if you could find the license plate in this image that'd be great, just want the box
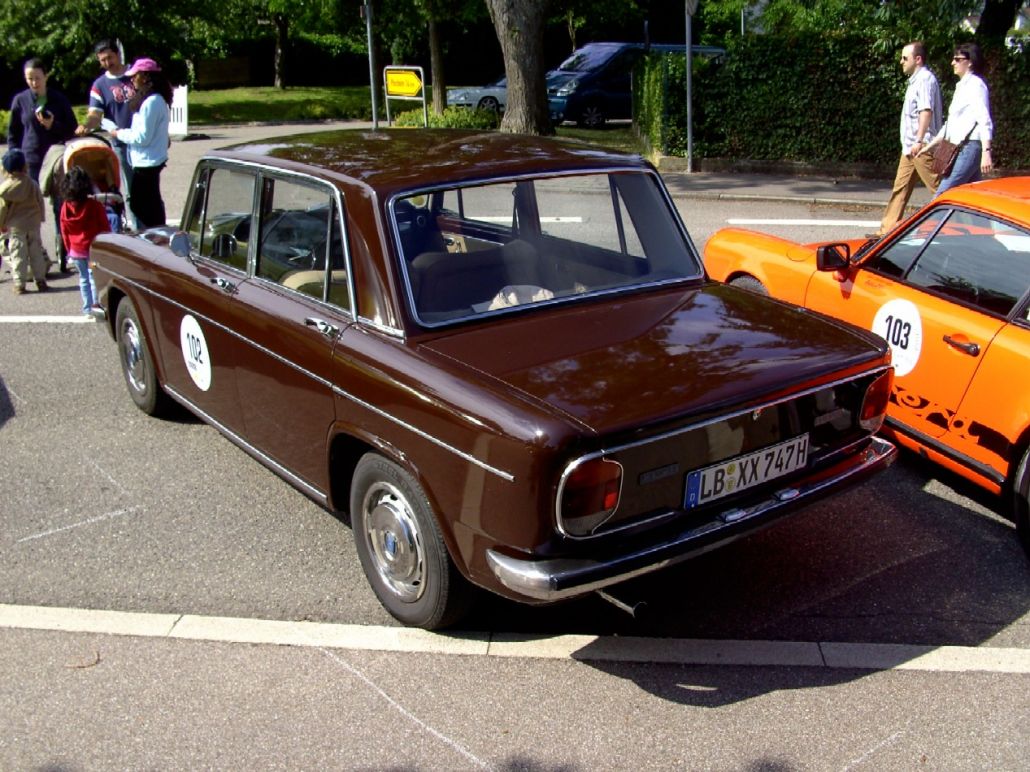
[684,434,809,509]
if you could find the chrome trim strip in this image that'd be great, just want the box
[489,436,896,601]
[555,365,893,538]
[102,269,515,483]
[164,385,328,504]
[884,416,1007,487]
[331,384,515,483]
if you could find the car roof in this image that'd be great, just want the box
[935,176,1030,220]
[208,129,650,198]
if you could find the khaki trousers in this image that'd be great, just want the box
[4,227,48,287]
[879,151,939,236]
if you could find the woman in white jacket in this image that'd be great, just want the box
[923,42,993,196]
[113,58,172,228]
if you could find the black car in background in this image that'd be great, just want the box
[547,42,725,127]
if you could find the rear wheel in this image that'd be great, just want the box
[729,275,769,296]
[115,298,171,416]
[1014,448,1030,558]
[350,453,474,628]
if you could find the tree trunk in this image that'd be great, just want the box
[976,0,1021,46]
[429,16,446,115]
[274,13,288,89]
[485,0,552,134]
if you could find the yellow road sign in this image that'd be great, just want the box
[385,69,423,98]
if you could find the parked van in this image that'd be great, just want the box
[547,42,725,127]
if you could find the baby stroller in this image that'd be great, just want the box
[41,135,126,269]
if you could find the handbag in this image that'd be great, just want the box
[930,138,961,177]
[929,122,976,178]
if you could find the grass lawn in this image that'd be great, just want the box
[2,86,647,156]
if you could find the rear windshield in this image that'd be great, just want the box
[392,170,702,326]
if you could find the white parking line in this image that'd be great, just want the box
[1,603,1026,674]
[727,218,879,227]
[0,315,96,323]
[15,507,144,544]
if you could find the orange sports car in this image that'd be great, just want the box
[705,176,1030,554]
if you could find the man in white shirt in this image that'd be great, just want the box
[877,41,942,237]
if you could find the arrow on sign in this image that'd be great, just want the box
[386,70,423,97]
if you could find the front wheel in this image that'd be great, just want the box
[350,453,474,628]
[115,298,171,416]
[477,96,500,113]
[577,103,606,128]
[1013,448,1030,558]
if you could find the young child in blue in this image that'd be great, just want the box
[60,166,111,314]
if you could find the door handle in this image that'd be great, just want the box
[305,317,340,338]
[943,335,980,357]
[210,277,236,294]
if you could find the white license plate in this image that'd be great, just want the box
[684,434,809,509]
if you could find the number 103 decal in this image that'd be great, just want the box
[872,299,923,377]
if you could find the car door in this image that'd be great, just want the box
[148,163,255,433]
[226,174,353,500]
[927,217,1030,478]
[803,206,1010,441]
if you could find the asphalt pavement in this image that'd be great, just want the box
[2,121,1023,769]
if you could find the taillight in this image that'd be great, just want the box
[558,458,623,536]
[859,370,893,432]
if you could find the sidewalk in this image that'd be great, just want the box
[658,166,926,211]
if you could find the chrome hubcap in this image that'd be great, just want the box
[363,481,424,602]
[121,318,146,394]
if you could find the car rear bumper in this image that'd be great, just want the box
[486,436,896,601]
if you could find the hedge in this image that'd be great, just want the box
[637,35,1030,172]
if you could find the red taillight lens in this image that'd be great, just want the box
[559,458,623,536]
[859,370,893,432]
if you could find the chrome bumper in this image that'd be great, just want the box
[487,436,896,602]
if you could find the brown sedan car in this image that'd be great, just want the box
[90,130,896,628]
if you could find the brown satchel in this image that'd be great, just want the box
[930,139,961,177]
[929,122,976,178]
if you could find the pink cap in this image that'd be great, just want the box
[125,57,161,76]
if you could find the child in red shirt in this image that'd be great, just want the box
[60,166,110,315]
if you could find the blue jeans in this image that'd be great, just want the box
[935,140,982,197]
[72,258,96,313]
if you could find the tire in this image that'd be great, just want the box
[1014,447,1030,558]
[350,453,474,629]
[730,275,769,296]
[115,298,170,416]
[577,103,606,128]
[477,96,500,113]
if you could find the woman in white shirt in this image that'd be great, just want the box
[923,43,993,196]
[113,58,171,229]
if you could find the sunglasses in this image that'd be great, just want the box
[952,56,969,62]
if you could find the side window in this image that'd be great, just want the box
[257,178,341,304]
[906,210,1030,316]
[867,209,948,278]
[185,166,256,271]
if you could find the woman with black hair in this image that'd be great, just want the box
[921,42,994,196]
[113,57,171,228]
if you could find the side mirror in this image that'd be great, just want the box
[816,242,851,272]
[170,231,193,259]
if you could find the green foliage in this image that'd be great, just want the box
[636,34,1030,170]
[393,106,499,129]
[188,86,375,123]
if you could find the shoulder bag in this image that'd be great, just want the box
[930,123,976,178]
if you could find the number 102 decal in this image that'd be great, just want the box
[872,299,923,377]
